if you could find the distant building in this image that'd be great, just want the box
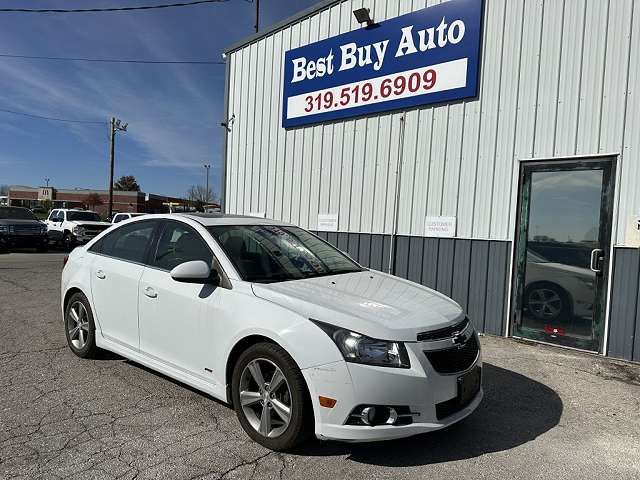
[7,185,185,215]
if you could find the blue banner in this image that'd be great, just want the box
[282,0,483,128]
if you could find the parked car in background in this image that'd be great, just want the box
[46,209,111,250]
[61,214,482,451]
[111,212,146,224]
[0,206,48,252]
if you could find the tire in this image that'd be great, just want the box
[64,292,98,358]
[231,342,313,451]
[525,281,571,322]
[62,233,74,252]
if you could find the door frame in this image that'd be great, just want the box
[508,154,618,354]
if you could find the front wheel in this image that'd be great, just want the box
[231,342,313,451]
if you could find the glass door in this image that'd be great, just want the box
[512,158,615,352]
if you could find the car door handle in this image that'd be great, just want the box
[143,286,157,298]
[590,249,604,274]
[95,270,106,279]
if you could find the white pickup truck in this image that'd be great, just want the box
[45,209,112,249]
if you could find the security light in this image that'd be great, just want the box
[353,8,373,26]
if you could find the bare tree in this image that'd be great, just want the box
[0,185,8,196]
[83,193,104,210]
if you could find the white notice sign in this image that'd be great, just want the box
[425,216,456,238]
[625,215,640,247]
[317,214,339,232]
[248,211,266,218]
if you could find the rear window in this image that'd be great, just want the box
[67,211,101,222]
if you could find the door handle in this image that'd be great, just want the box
[143,286,157,298]
[95,270,106,279]
[590,249,604,274]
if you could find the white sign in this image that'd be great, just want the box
[317,213,338,232]
[248,211,266,218]
[625,215,640,247]
[425,216,456,238]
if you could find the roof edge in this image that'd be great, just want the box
[224,0,342,55]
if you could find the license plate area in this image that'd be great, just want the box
[457,366,481,406]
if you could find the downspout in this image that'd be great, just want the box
[220,54,232,213]
[388,112,407,275]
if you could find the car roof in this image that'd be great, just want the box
[176,213,293,227]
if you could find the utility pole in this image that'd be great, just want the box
[44,178,50,187]
[254,0,260,33]
[204,164,211,203]
[108,117,128,219]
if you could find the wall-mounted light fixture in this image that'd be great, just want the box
[353,8,374,27]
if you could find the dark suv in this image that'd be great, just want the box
[0,206,49,252]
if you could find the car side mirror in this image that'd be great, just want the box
[170,260,219,285]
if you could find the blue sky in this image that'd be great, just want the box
[0,0,318,198]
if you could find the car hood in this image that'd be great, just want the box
[70,221,111,228]
[251,270,464,341]
[0,218,43,226]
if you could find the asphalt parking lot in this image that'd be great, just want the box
[1,252,639,480]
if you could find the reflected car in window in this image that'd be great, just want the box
[60,214,482,451]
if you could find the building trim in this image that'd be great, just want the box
[221,44,231,213]
[224,0,342,54]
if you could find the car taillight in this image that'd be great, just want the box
[63,255,69,269]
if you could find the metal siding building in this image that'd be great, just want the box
[223,0,640,362]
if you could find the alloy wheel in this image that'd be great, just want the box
[239,358,292,438]
[528,288,562,320]
[67,301,90,349]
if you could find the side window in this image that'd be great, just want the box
[152,222,213,271]
[99,221,155,263]
[48,210,58,222]
[113,214,123,224]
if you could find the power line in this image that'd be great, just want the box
[0,53,224,65]
[0,0,229,14]
[0,107,106,125]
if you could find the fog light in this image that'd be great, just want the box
[361,406,377,425]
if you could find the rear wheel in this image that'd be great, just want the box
[62,233,74,252]
[231,342,313,451]
[64,292,98,358]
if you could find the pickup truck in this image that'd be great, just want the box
[0,206,49,252]
[45,209,111,250]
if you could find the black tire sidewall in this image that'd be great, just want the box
[231,342,313,451]
[64,292,98,358]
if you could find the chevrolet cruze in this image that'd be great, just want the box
[61,214,482,450]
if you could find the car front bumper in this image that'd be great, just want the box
[302,333,483,442]
[0,234,48,248]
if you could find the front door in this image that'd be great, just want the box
[512,158,616,352]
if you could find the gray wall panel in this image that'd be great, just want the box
[347,233,360,262]
[357,234,371,267]
[608,248,640,361]
[370,235,384,271]
[394,236,410,280]
[436,239,455,297]
[422,238,440,290]
[407,237,424,284]
[451,239,472,312]
[484,242,510,336]
[468,241,490,333]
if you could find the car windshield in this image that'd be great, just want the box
[67,211,101,222]
[0,207,37,220]
[208,225,364,283]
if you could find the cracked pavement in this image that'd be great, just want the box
[1,252,639,480]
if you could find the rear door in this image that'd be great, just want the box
[89,219,158,350]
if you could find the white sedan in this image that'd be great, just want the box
[61,214,482,450]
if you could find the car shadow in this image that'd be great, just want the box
[97,356,562,466]
[291,363,563,466]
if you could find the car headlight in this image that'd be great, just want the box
[312,320,410,368]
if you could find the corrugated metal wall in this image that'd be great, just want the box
[608,247,640,361]
[225,0,639,245]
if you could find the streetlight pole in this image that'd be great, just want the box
[204,164,211,204]
[44,178,50,187]
[108,117,128,219]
